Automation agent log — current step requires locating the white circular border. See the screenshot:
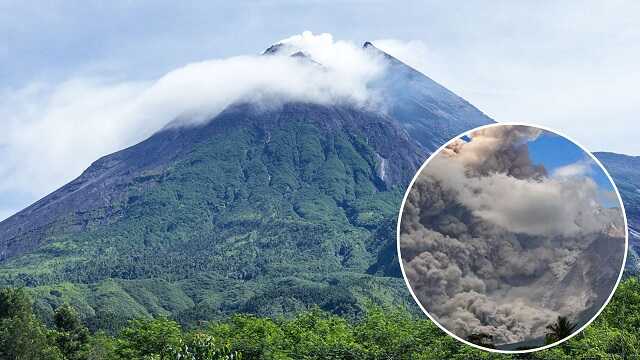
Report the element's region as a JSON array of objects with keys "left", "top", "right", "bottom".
[{"left": 396, "top": 122, "right": 629, "bottom": 354}]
